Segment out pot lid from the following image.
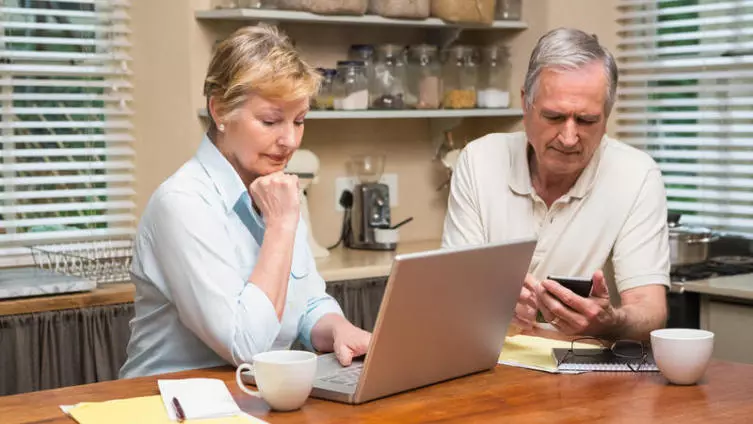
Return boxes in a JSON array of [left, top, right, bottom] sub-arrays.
[[669, 224, 714, 241]]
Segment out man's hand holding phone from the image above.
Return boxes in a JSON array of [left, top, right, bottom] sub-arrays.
[[535, 270, 622, 337]]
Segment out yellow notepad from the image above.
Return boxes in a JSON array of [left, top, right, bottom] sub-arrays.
[[65, 395, 266, 424], [498, 335, 597, 373]]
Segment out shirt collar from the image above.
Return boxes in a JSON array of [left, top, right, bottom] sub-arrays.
[[508, 134, 606, 199], [195, 134, 247, 213]]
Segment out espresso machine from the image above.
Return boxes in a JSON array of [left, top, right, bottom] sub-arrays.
[[343, 155, 396, 251]]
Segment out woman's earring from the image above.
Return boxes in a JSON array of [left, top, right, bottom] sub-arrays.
[[218, 123, 225, 132]]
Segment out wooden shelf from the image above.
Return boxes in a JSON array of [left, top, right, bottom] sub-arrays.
[[198, 108, 523, 120], [195, 8, 527, 30]]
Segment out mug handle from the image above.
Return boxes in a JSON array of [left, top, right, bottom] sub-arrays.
[[235, 363, 261, 397]]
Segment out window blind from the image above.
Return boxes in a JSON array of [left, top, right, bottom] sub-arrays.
[[0, 0, 134, 266], [617, 0, 753, 235]]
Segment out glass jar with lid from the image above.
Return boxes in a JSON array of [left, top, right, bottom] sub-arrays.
[[495, 0, 522, 20], [442, 45, 478, 109], [333, 61, 369, 111], [312, 68, 337, 110], [406, 44, 441, 109], [478, 45, 511, 109], [370, 44, 408, 110], [348, 45, 375, 95]]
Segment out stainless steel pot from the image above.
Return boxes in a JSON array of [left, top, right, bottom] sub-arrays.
[[668, 213, 719, 267]]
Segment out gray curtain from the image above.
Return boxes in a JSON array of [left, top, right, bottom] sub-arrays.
[[0, 303, 134, 396], [326, 277, 388, 332]]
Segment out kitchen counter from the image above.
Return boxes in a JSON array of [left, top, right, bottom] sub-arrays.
[[0, 239, 442, 317], [678, 274, 753, 301]]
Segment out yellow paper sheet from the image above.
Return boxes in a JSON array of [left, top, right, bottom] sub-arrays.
[[498, 335, 597, 373], [66, 395, 266, 424]]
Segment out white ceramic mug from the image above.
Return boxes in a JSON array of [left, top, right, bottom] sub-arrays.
[[651, 328, 714, 385], [235, 350, 318, 411]]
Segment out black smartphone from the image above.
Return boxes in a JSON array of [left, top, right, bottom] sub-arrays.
[[546, 275, 594, 298]]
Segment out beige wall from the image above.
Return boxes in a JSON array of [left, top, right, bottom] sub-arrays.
[[131, 0, 619, 247]]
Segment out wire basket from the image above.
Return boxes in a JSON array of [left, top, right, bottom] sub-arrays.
[[30, 239, 134, 285]]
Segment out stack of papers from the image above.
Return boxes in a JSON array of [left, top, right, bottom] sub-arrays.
[[498, 334, 598, 374], [61, 378, 268, 424]]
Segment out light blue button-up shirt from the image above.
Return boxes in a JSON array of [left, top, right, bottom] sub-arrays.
[[119, 136, 343, 378]]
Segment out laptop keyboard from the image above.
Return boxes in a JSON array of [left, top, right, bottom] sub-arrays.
[[318, 362, 363, 387]]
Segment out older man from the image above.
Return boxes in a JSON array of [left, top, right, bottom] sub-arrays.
[[442, 28, 670, 341]]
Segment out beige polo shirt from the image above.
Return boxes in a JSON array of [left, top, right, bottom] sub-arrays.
[[442, 132, 670, 304]]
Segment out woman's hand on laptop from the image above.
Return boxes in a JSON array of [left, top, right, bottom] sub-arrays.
[[333, 320, 371, 366], [511, 273, 539, 333], [311, 313, 372, 366]]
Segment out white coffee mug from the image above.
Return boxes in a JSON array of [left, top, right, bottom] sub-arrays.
[[235, 350, 318, 411], [651, 328, 714, 385]]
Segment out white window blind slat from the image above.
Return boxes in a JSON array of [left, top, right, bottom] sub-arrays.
[[675, 215, 753, 230], [667, 188, 753, 202], [0, 64, 130, 77], [619, 97, 753, 108], [0, 214, 134, 230], [1, 134, 133, 144], [619, 28, 753, 46], [2, 21, 130, 34], [0, 6, 129, 21], [0, 227, 135, 245], [0, 93, 133, 102], [0, 77, 132, 89], [618, 41, 753, 59], [622, 137, 753, 148], [6, 174, 133, 186], [0, 187, 134, 200], [619, 1, 753, 19], [619, 13, 753, 32], [1, 121, 132, 130], [659, 162, 753, 175], [663, 175, 753, 189], [0, 200, 134, 214], [3, 36, 131, 48], [3, 51, 132, 62], [620, 111, 753, 120], [650, 150, 753, 161], [620, 84, 753, 95], [0, 160, 133, 173], [0, 147, 134, 158], [617, 124, 753, 133], [4, 107, 133, 115]]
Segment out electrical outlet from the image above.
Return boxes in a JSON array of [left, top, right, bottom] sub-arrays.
[[335, 173, 399, 212]]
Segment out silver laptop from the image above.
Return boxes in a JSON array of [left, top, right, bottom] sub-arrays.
[[242, 237, 536, 404]]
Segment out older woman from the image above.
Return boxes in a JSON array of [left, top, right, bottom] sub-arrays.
[[120, 25, 370, 378]]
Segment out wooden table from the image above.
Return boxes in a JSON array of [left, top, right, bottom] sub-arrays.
[[1, 361, 751, 423]]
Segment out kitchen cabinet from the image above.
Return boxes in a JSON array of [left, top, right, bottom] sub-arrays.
[[700, 295, 753, 365]]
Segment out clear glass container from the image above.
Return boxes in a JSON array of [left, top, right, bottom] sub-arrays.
[[276, 0, 306, 10], [305, 0, 368, 15], [495, 0, 522, 20], [334, 61, 369, 111], [368, 0, 429, 19], [313, 68, 337, 110], [442, 45, 478, 109], [370, 44, 408, 110], [407, 44, 441, 109], [237, 0, 277, 8], [478, 45, 511, 109]]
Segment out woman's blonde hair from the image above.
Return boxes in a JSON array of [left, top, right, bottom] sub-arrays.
[[203, 24, 321, 133]]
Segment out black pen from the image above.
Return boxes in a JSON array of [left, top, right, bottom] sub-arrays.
[[172, 396, 186, 423]]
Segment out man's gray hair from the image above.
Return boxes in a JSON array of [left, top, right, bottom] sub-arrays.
[[523, 27, 619, 116]]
